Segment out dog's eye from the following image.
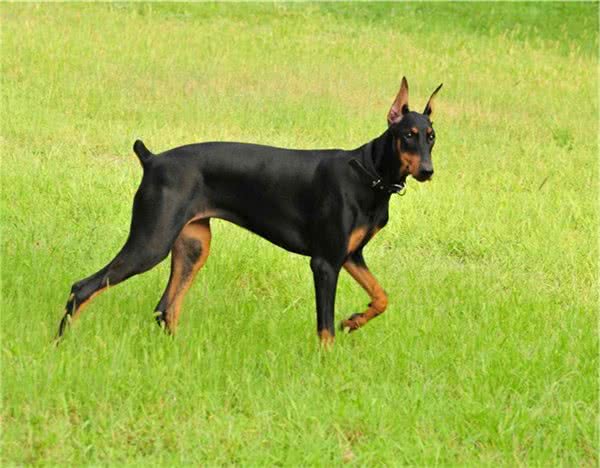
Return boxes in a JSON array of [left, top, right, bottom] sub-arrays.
[[405, 132, 413, 139], [428, 133, 435, 141]]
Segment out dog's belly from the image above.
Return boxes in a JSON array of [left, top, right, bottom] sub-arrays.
[[213, 209, 310, 256], [201, 166, 317, 256]]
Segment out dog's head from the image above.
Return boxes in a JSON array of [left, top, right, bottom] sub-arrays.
[[387, 77, 442, 182]]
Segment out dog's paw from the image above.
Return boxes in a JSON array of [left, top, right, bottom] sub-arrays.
[[154, 311, 167, 330], [340, 313, 364, 333]]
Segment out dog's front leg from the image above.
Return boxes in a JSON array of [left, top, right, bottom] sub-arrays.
[[340, 249, 388, 332], [310, 257, 341, 346]]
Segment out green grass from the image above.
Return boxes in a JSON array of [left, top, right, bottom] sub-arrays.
[[1, 3, 597, 465]]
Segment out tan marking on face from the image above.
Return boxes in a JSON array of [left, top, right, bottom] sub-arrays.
[[347, 227, 368, 254], [426, 127, 433, 135], [164, 219, 212, 333], [410, 127, 419, 134], [396, 140, 421, 177]]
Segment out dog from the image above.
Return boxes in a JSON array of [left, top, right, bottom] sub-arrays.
[[57, 77, 442, 345]]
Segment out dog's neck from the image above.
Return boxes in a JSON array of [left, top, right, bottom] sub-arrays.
[[361, 128, 405, 187]]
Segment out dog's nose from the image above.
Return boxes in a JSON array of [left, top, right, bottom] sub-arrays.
[[420, 168, 434, 179]]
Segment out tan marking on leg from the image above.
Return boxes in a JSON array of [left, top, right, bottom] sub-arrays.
[[341, 261, 388, 331], [319, 329, 334, 347], [164, 219, 211, 333], [71, 286, 108, 321], [347, 227, 368, 254]]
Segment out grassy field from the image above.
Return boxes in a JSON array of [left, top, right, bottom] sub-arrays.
[[1, 3, 598, 465]]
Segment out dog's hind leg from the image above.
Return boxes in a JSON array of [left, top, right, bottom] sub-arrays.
[[154, 218, 211, 334], [340, 249, 388, 332], [57, 244, 175, 339], [57, 183, 188, 339]]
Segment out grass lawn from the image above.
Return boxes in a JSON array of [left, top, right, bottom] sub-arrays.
[[1, 3, 597, 465]]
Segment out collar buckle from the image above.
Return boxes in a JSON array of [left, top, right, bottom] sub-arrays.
[[390, 183, 407, 196]]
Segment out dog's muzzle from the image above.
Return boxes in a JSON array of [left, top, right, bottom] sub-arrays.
[[414, 168, 433, 181]]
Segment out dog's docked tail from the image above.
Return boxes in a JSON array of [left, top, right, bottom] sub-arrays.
[[133, 139, 153, 168]]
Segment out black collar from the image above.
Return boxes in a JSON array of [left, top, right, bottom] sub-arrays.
[[349, 158, 406, 195]]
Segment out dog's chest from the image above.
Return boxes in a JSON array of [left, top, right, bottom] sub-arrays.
[[353, 203, 389, 245], [366, 201, 389, 232]]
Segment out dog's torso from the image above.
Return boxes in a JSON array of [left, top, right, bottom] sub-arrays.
[[145, 141, 390, 257]]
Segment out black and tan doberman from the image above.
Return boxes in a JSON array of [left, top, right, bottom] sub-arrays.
[[58, 77, 442, 346]]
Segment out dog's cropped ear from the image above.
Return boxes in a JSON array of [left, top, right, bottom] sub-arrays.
[[423, 83, 443, 117], [387, 77, 409, 125]]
